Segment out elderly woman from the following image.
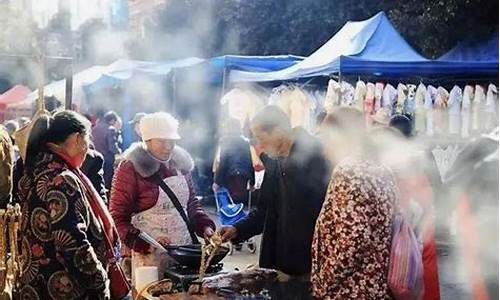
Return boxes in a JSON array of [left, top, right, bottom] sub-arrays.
[[311, 107, 397, 299], [18, 111, 125, 299], [110, 112, 215, 286]]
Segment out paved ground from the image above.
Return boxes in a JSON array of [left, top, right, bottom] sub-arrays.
[[205, 205, 469, 299]]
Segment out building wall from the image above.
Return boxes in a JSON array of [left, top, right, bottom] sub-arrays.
[[128, 0, 167, 37]]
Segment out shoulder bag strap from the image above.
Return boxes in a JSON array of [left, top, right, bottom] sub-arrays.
[[153, 174, 200, 244]]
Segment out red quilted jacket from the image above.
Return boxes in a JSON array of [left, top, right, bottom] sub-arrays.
[[110, 143, 215, 255]]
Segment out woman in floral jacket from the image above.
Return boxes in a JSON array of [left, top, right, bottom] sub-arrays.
[[18, 111, 119, 299], [311, 108, 397, 299]]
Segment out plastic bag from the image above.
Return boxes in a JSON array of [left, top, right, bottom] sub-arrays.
[[388, 214, 425, 300]]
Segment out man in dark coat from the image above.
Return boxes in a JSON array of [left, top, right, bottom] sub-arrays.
[[219, 106, 331, 277], [92, 111, 122, 190], [81, 148, 108, 204], [213, 118, 255, 204]]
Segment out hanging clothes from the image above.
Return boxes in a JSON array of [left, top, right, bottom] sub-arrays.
[[472, 85, 486, 133], [404, 84, 417, 116], [306, 89, 323, 112], [396, 83, 407, 114], [364, 83, 376, 127], [434, 87, 449, 135], [485, 84, 499, 131], [290, 88, 314, 131], [341, 82, 356, 107], [354, 80, 367, 111], [325, 79, 341, 113], [382, 83, 397, 109], [222, 88, 266, 128], [374, 82, 385, 112], [415, 83, 428, 134], [274, 86, 313, 131], [462, 85, 474, 138], [425, 85, 438, 136], [448, 86, 463, 135]]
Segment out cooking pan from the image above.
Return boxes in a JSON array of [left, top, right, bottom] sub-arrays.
[[166, 244, 229, 269]]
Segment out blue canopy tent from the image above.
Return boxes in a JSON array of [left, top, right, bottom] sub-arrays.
[[174, 55, 304, 85], [83, 58, 205, 94], [83, 55, 303, 93], [435, 33, 499, 77], [230, 12, 431, 82]]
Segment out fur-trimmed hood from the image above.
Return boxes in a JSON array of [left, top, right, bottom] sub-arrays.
[[122, 142, 194, 178]]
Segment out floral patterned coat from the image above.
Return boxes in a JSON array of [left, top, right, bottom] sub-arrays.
[[17, 151, 110, 300], [311, 158, 397, 299]]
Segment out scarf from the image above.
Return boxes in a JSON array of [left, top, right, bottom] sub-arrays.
[[48, 146, 121, 258]]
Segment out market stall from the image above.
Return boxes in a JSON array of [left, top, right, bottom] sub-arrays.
[[0, 85, 31, 121]]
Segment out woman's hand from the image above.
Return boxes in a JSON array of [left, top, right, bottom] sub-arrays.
[[156, 236, 171, 247], [203, 227, 215, 240]]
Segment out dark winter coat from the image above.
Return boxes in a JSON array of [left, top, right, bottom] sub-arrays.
[[234, 128, 331, 276], [81, 149, 108, 204], [91, 121, 121, 158], [215, 135, 255, 187]]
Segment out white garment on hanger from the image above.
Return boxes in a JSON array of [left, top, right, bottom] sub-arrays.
[[275, 86, 313, 131], [485, 84, 499, 130], [374, 82, 384, 112], [341, 82, 355, 106], [382, 84, 397, 109], [415, 83, 427, 134], [415, 83, 427, 107], [222, 88, 266, 127], [364, 83, 376, 127], [425, 85, 437, 136], [325, 79, 341, 113], [396, 83, 407, 114], [434, 87, 449, 135], [405, 84, 417, 115], [448, 85, 462, 135], [461, 85, 474, 138], [472, 85, 486, 132], [354, 80, 367, 111]]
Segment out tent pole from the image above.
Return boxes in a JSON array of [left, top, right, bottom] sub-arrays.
[[65, 62, 73, 110], [171, 70, 177, 114], [219, 66, 228, 125]]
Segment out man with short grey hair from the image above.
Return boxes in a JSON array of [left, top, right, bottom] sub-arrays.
[[218, 105, 331, 278]]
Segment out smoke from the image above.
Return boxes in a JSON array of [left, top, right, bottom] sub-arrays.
[[317, 94, 498, 297]]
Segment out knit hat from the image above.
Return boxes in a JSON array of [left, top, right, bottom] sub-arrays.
[[140, 112, 181, 141]]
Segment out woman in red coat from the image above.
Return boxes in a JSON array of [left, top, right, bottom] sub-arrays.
[[109, 112, 215, 288]]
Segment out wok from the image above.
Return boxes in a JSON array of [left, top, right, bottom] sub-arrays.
[[166, 244, 229, 269]]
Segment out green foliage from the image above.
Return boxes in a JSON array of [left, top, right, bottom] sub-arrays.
[[133, 0, 498, 60]]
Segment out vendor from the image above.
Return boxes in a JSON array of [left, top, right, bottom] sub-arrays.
[[110, 112, 216, 286], [218, 106, 331, 278]]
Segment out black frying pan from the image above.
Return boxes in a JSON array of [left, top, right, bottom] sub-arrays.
[[166, 244, 229, 269]]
